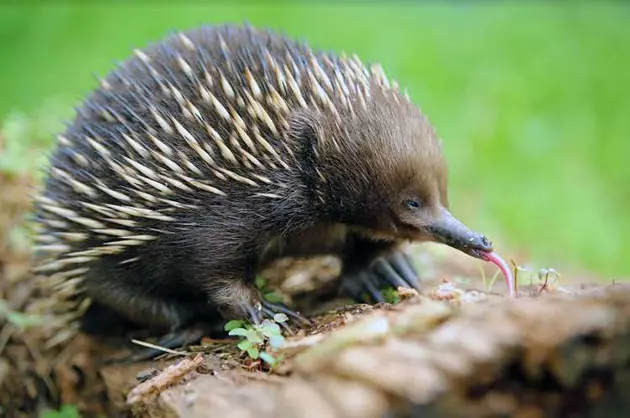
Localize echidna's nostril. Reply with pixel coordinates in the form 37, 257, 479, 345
480, 235, 493, 250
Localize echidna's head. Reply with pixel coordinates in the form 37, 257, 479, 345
305, 83, 493, 260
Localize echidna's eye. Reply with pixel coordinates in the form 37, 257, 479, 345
406, 199, 420, 211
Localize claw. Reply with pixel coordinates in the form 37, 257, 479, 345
389, 252, 419, 288
241, 301, 263, 325
372, 258, 407, 288
341, 250, 422, 304
341, 275, 365, 302
359, 271, 386, 303
261, 300, 312, 327
340, 271, 385, 304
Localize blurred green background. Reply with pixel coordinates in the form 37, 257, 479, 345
1, 2, 628, 279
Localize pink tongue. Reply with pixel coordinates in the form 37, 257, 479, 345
483, 252, 517, 298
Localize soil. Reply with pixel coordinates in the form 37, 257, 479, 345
1, 173, 629, 418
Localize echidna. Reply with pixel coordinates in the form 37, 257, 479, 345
30, 23, 510, 349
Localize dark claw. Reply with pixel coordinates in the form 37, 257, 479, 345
341, 271, 385, 304
241, 301, 262, 325
261, 300, 312, 327
340, 274, 366, 302
359, 271, 386, 303
389, 252, 420, 288
372, 257, 407, 288
341, 250, 421, 304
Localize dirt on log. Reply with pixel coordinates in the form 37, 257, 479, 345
1, 173, 630, 418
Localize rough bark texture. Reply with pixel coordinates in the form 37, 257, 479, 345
108, 284, 630, 418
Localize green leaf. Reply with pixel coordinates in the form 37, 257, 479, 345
224, 319, 244, 331
381, 287, 400, 304
269, 335, 285, 349
261, 318, 275, 327
264, 292, 283, 303
247, 347, 260, 359
255, 275, 266, 290
237, 340, 252, 351
245, 329, 264, 344
260, 323, 282, 338
228, 328, 248, 337
273, 313, 289, 323
259, 352, 276, 366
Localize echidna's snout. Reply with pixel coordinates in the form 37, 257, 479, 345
425, 208, 493, 259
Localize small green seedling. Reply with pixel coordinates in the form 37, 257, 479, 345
508, 261, 561, 295
224, 313, 288, 367
486, 270, 502, 293
479, 264, 501, 293
536, 268, 561, 294
380, 287, 401, 304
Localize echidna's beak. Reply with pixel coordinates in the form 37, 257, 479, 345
425, 208, 493, 259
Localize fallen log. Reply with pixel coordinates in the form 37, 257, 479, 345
105, 284, 630, 418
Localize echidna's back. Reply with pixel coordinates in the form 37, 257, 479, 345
30, 25, 309, 338
30, 23, 398, 345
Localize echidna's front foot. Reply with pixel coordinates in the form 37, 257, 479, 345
238, 298, 311, 335
340, 270, 385, 303
372, 251, 419, 289
261, 300, 312, 326
341, 250, 419, 303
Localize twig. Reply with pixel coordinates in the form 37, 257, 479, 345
131, 339, 190, 356
127, 353, 205, 405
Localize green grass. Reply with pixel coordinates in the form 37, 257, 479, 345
1, 2, 629, 279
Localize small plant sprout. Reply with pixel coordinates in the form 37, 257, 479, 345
486, 270, 502, 293
380, 287, 401, 304
508, 261, 561, 296
224, 313, 289, 368
478, 264, 487, 290
511, 260, 533, 293
537, 268, 560, 295
479, 264, 501, 293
